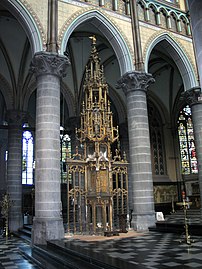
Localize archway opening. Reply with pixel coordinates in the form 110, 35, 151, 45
147, 39, 189, 212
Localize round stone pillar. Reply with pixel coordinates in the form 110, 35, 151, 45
117, 71, 155, 231
0, 134, 7, 195
187, 1, 202, 87
182, 87, 202, 214
6, 110, 25, 232
30, 52, 70, 245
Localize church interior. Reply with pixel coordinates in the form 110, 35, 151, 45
1, 0, 202, 268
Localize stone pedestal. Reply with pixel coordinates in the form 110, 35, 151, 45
117, 71, 155, 231
32, 218, 64, 245
30, 52, 70, 245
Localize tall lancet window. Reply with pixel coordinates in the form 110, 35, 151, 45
178, 105, 198, 175
60, 127, 71, 183
22, 128, 34, 185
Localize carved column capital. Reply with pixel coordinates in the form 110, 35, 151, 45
30, 51, 70, 78
116, 71, 155, 95
181, 87, 202, 106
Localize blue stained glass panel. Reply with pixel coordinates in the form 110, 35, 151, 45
178, 105, 198, 175
22, 130, 34, 185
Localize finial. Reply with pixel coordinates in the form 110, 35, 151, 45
89, 35, 96, 45
123, 151, 127, 162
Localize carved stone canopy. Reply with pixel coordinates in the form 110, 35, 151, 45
116, 71, 155, 95
181, 87, 202, 106
30, 51, 70, 78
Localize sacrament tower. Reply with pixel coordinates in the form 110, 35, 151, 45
66, 36, 128, 235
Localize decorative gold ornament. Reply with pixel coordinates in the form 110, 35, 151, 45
66, 36, 128, 235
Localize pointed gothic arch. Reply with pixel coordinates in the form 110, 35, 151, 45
145, 33, 198, 90
61, 82, 76, 119
108, 85, 127, 125
60, 9, 133, 75
0, 0, 43, 54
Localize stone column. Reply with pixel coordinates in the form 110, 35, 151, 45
167, 16, 172, 29
6, 110, 25, 232
182, 87, 202, 214
130, 0, 144, 71
30, 51, 70, 245
117, 71, 155, 231
187, 1, 202, 87
0, 134, 8, 196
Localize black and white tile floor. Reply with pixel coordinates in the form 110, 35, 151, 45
1, 231, 202, 269
63, 231, 202, 269
0, 237, 39, 269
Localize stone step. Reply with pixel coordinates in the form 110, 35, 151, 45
165, 209, 200, 219
18, 245, 45, 269
150, 209, 202, 235
32, 241, 120, 269
13, 225, 32, 243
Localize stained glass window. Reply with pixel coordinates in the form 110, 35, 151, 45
178, 105, 198, 175
22, 130, 34, 185
60, 129, 71, 183
151, 126, 165, 175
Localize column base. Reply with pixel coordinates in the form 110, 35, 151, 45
131, 212, 156, 232
31, 217, 64, 245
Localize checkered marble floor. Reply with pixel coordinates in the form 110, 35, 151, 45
1, 231, 202, 269
62, 231, 202, 269
0, 237, 39, 269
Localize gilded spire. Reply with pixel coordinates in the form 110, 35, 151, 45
76, 35, 119, 145
89, 35, 96, 45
